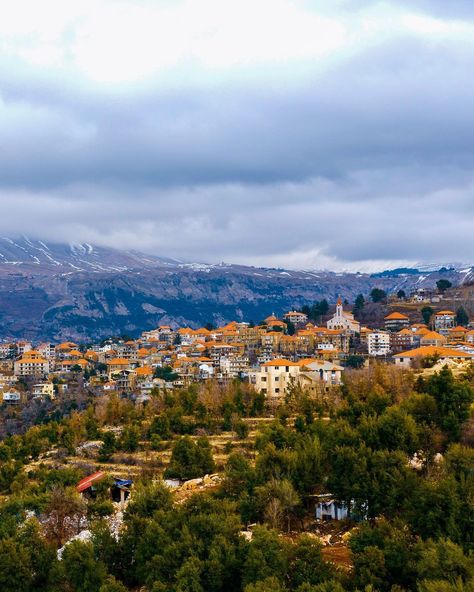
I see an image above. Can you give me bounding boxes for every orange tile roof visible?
[56,342,78,350]
[385,312,409,320]
[436,310,455,315]
[262,358,300,367]
[414,327,431,336]
[297,358,320,366]
[395,345,473,358]
[421,331,446,341]
[107,358,129,366]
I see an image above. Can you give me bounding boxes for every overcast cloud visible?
[1,0,474,271]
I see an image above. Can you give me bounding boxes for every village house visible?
[107,357,131,376]
[32,382,55,399]
[390,328,414,353]
[297,358,343,388]
[420,331,447,347]
[2,388,21,404]
[394,345,473,367]
[447,326,469,343]
[14,350,50,377]
[0,343,15,358]
[249,357,343,398]
[249,358,301,398]
[17,341,32,356]
[367,331,391,356]
[37,343,56,358]
[434,310,456,335]
[384,311,410,332]
[283,310,308,327]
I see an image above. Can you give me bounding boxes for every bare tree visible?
[43,486,87,547]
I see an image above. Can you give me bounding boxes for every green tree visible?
[371,288,387,303]
[456,306,469,327]
[352,545,387,590]
[344,355,365,369]
[255,478,300,531]
[61,540,108,592]
[353,294,365,315]
[125,481,173,519]
[418,579,474,592]
[423,367,474,441]
[437,279,453,293]
[222,452,256,499]
[98,431,116,462]
[164,436,215,480]
[289,534,333,588]
[175,556,203,592]
[99,576,128,592]
[149,414,171,439]
[243,526,289,588]
[244,577,286,592]
[416,538,474,583]
[421,306,435,326]
[120,425,140,453]
[154,366,179,381]
[17,519,57,591]
[319,299,329,316]
[397,289,406,300]
[0,538,33,592]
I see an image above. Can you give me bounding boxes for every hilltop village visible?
[1,284,474,414]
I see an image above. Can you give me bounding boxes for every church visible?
[327,297,360,334]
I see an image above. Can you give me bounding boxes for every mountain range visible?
[0,237,471,342]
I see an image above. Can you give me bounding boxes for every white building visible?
[283,310,308,326]
[14,351,50,377]
[32,382,55,399]
[327,298,360,334]
[367,331,391,356]
[2,389,21,404]
[249,358,301,398]
[249,357,343,398]
[315,494,349,521]
[434,310,456,335]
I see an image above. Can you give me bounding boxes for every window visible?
[275,388,280,393]
[261,376,266,382]
[274,376,279,381]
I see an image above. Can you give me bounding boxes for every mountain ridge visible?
[0,237,471,341]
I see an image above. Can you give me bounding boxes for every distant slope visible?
[0,238,470,341]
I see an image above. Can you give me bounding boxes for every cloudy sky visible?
[1,0,474,271]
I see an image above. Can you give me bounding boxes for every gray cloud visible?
[0,2,473,270]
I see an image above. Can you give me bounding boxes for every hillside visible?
[0,237,470,341]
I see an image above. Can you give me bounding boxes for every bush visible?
[164,436,215,480]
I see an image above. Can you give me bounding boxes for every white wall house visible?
[367,331,391,356]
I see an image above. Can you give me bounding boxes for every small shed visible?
[111,478,133,505]
[315,494,349,521]
[76,471,106,495]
